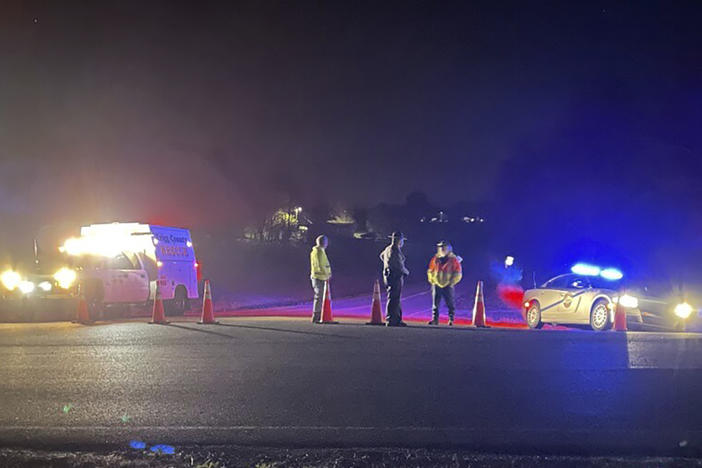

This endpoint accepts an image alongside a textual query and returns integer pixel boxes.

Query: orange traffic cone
[74,284,92,324]
[472,280,488,328]
[613,301,627,331]
[318,280,338,324]
[149,284,169,325]
[366,279,384,325]
[198,280,218,324]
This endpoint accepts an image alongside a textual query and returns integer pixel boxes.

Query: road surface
[1,315,702,457]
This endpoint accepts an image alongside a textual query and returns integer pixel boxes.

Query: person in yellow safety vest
[310,235,332,323]
[427,241,462,326]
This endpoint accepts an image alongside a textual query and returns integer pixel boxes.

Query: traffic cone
[613,301,627,331]
[149,284,168,325]
[198,279,218,324]
[74,284,92,325]
[366,279,384,325]
[472,280,488,328]
[318,280,338,324]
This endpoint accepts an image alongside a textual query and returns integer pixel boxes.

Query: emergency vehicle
[59,223,201,315]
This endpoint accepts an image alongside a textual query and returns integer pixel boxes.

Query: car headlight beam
[53,268,77,289]
[674,302,694,319]
[1,270,21,291]
[18,280,35,294]
[618,294,639,309]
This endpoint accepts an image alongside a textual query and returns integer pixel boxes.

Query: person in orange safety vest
[427,241,462,326]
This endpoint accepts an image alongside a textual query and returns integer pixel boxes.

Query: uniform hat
[436,240,449,247]
[389,231,406,241]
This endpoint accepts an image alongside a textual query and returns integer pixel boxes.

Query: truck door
[104,253,149,303]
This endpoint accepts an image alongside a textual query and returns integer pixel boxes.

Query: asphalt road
[1,317,702,457]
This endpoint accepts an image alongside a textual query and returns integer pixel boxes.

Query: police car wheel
[590,299,611,331]
[526,303,543,329]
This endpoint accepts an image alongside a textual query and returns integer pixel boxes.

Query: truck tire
[167,286,189,316]
[82,279,105,321]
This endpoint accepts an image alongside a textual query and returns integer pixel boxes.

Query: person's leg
[445,286,456,325]
[429,284,441,324]
[311,279,323,322]
[396,278,405,325]
[386,278,401,325]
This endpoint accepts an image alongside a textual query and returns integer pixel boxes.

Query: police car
[523,264,696,331]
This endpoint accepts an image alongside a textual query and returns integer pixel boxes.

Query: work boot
[397,321,408,327]
[448,318,454,326]
[427,318,439,325]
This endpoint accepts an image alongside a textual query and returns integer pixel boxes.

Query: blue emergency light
[571,263,623,280]
[571,263,600,276]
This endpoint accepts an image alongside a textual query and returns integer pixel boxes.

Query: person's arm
[310,250,318,277]
[398,250,410,276]
[320,250,332,278]
[449,257,463,286]
[427,257,435,284]
[386,248,404,275]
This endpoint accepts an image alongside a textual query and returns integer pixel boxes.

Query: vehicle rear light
[195,260,202,282]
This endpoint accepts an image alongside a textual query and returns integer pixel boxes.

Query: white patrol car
[523,264,696,331]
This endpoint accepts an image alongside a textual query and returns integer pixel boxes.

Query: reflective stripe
[540,289,588,312]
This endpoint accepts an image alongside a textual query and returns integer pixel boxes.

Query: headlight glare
[1,270,21,291]
[38,281,52,292]
[674,302,694,319]
[53,268,77,289]
[18,280,35,294]
[619,294,639,309]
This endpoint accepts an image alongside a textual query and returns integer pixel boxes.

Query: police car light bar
[600,268,623,281]
[571,263,623,281]
[571,263,601,276]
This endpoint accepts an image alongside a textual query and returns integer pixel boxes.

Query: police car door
[554,276,589,322]
[539,275,572,322]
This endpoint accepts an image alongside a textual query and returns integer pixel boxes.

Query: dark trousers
[432,285,456,320]
[385,276,404,324]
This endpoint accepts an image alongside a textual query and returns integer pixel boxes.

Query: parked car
[523,267,697,331]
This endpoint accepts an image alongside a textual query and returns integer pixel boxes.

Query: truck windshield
[107,253,139,270]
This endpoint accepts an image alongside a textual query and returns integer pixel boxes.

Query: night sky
[1,1,701,256]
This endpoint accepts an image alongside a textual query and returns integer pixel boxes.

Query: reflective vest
[310,246,332,280]
[427,253,462,288]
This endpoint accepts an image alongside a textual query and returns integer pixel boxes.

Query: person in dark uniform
[379,231,409,327]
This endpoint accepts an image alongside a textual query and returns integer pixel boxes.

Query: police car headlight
[18,280,35,294]
[618,294,638,309]
[53,268,77,289]
[1,270,21,291]
[674,302,694,319]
